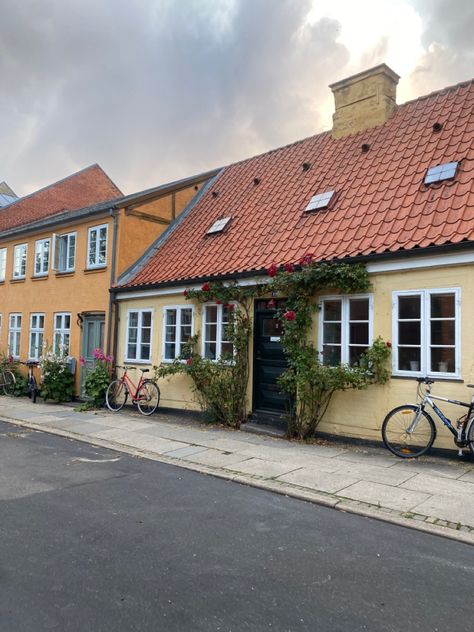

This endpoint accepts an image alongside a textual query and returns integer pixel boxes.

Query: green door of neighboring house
[80,314,105,397]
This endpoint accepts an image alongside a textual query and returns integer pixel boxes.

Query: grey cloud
[1,0,348,196]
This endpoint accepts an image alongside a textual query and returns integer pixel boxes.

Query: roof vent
[424,161,458,185]
[361,143,370,153]
[253,177,261,185]
[432,122,443,133]
[305,191,335,212]
[207,217,231,234]
[302,162,311,171]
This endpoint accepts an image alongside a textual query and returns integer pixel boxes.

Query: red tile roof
[0,164,122,233]
[122,79,474,288]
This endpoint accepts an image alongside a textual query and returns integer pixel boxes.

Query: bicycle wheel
[382,405,436,458]
[106,380,128,412]
[30,377,38,403]
[137,381,160,416]
[467,418,474,456]
[3,370,16,396]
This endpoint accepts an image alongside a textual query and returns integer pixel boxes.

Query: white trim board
[115,250,474,300]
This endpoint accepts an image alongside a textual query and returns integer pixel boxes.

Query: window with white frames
[203,304,234,361]
[0,248,6,281]
[13,244,27,278]
[163,306,193,360]
[29,314,45,360]
[126,310,152,362]
[34,239,50,276]
[393,289,460,377]
[87,224,108,269]
[57,232,76,272]
[8,314,22,358]
[54,313,71,354]
[320,295,373,366]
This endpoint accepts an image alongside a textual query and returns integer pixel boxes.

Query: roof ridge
[0,163,111,212]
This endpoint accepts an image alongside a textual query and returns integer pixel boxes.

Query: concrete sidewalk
[1,396,473,545]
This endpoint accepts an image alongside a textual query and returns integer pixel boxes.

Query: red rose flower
[186,358,193,365]
[201,282,210,292]
[216,299,222,304]
[284,262,294,273]
[267,298,276,308]
[227,303,235,310]
[267,263,278,277]
[283,310,296,321]
[183,289,189,297]
[299,252,314,266]
[386,341,392,348]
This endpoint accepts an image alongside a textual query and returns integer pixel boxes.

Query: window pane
[350,322,368,345]
[166,310,177,326]
[181,309,192,326]
[262,318,282,337]
[140,344,150,360]
[165,343,176,359]
[204,342,216,359]
[399,321,421,345]
[349,299,369,321]
[64,315,71,329]
[398,347,421,372]
[165,326,176,342]
[205,306,218,323]
[205,324,217,342]
[349,346,367,366]
[128,327,138,343]
[323,300,341,321]
[141,327,151,344]
[431,348,455,373]
[322,345,341,366]
[127,343,137,359]
[142,312,151,327]
[221,342,234,358]
[323,322,341,344]
[431,320,455,346]
[129,312,138,327]
[398,296,420,319]
[431,293,455,318]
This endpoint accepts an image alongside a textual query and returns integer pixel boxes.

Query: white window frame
[201,303,236,362]
[57,232,77,273]
[162,305,194,362]
[392,288,461,379]
[13,243,27,279]
[318,294,374,366]
[29,313,45,360]
[0,248,6,281]
[34,238,50,276]
[54,312,71,354]
[87,224,108,269]
[125,309,153,363]
[8,313,22,359]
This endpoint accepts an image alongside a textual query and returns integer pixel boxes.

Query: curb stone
[2,415,473,547]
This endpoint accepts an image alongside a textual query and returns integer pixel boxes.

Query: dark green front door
[80,315,105,396]
[253,300,288,415]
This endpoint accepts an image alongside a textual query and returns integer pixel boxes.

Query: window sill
[124,359,152,365]
[84,266,107,274]
[391,374,464,383]
[10,277,25,283]
[55,271,75,278]
[31,275,48,281]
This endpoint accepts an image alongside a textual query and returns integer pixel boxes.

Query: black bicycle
[21,361,40,403]
[382,377,474,458]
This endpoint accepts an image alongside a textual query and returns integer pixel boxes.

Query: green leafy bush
[39,347,75,403]
[0,353,27,397]
[80,349,113,408]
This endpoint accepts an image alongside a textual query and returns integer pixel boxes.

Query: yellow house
[113,65,474,451]
[0,164,218,393]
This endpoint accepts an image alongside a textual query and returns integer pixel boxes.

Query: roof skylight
[424,161,458,184]
[305,191,335,212]
[207,217,231,234]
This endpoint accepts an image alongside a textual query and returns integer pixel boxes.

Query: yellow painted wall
[116,262,474,451]
[0,215,114,390]
[115,182,204,277]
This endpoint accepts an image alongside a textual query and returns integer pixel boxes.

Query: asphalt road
[0,419,472,632]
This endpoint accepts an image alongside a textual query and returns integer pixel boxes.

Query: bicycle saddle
[141,368,150,373]
[467,384,474,388]
[416,377,434,384]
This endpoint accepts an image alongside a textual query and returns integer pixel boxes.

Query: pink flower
[386,341,392,348]
[267,298,276,309]
[186,357,193,365]
[93,348,105,361]
[267,263,278,277]
[201,282,210,292]
[79,356,86,367]
[7,355,13,364]
[283,310,296,321]
[106,355,113,363]
[284,262,294,273]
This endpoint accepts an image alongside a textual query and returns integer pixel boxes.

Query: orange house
[0,164,217,394]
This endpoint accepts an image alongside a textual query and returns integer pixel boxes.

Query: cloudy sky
[1,0,473,197]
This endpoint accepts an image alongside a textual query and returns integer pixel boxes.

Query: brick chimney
[330,64,400,139]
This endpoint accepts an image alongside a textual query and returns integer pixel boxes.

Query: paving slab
[277,467,359,494]
[412,494,474,527]
[400,473,474,497]
[390,459,472,480]
[163,445,209,458]
[332,461,418,486]
[336,451,400,468]
[223,457,301,479]
[183,448,251,468]
[338,480,431,512]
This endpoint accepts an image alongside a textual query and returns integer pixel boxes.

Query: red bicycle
[105,365,160,416]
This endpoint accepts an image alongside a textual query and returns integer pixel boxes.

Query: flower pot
[438,361,448,372]
[409,360,420,371]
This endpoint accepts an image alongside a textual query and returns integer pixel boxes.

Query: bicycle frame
[414,386,474,446]
[116,367,146,402]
